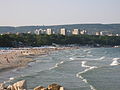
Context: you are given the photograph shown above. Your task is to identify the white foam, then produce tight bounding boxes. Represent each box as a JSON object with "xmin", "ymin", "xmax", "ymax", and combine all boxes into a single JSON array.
[
  {"xmin": 110, "ymin": 58, "xmax": 120, "ymax": 66},
  {"xmin": 69, "ymin": 57, "xmax": 74, "ymax": 60},
  {"xmin": 78, "ymin": 66, "xmax": 97, "ymax": 75},
  {"xmin": 81, "ymin": 61, "xmax": 90, "ymax": 68},
  {"xmin": 113, "ymin": 58, "xmax": 120, "ymax": 61},
  {"xmin": 76, "ymin": 61, "xmax": 97, "ymax": 90},
  {"xmin": 99, "ymin": 56, "xmax": 105, "ymax": 60},
  {"xmin": 110, "ymin": 60, "xmax": 119, "ymax": 66},
  {"xmin": 90, "ymin": 85, "xmax": 96, "ymax": 90},
  {"xmin": 76, "ymin": 74, "xmax": 97, "ymax": 90},
  {"xmin": 87, "ymin": 51, "xmax": 91, "ymax": 54},
  {"xmin": 3, "ymin": 77, "xmax": 15, "ymax": 84},
  {"xmin": 55, "ymin": 63, "xmax": 59, "ymax": 67},
  {"xmin": 9, "ymin": 77, "xmax": 15, "ymax": 81},
  {"xmin": 76, "ymin": 61, "xmax": 97, "ymax": 77},
  {"xmin": 60, "ymin": 61, "xmax": 64, "ymax": 64},
  {"xmin": 84, "ymin": 49, "xmax": 91, "ymax": 52},
  {"xmin": 3, "ymin": 81, "xmax": 7, "ymax": 84},
  {"xmin": 49, "ymin": 61, "xmax": 65, "ymax": 70},
  {"xmin": 82, "ymin": 79, "xmax": 88, "ymax": 83},
  {"xmin": 80, "ymin": 56, "xmax": 105, "ymax": 61}
]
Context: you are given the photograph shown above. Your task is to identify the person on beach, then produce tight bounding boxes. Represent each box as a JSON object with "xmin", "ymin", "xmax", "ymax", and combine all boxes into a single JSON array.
[
  {"xmin": 6, "ymin": 58, "xmax": 10, "ymax": 63},
  {"xmin": 4, "ymin": 56, "xmax": 10, "ymax": 63}
]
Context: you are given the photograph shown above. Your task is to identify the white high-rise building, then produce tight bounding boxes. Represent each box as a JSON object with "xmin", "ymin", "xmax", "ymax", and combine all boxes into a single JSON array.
[
  {"xmin": 72, "ymin": 29, "xmax": 80, "ymax": 35},
  {"xmin": 27, "ymin": 31, "xmax": 31, "ymax": 34},
  {"xmin": 100, "ymin": 32, "xmax": 103, "ymax": 36},
  {"xmin": 116, "ymin": 34, "xmax": 120, "ymax": 36},
  {"xmin": 34, "ymin": 29, "xmax": 41, "ymax": 35},
  {"xmin": 80, "ymin": 30, "xmax": 87, "ymax": 34},
  {"xmin": 46, "ymin": 28, "xmax": 53, "ymax": 35},
  {"xmin": 60, "ymin": 28, "xmax": 67, "ymax": 35},
  {"xmin": 95, "ymin": 32, "xmax": 100, "ymax": 35}
]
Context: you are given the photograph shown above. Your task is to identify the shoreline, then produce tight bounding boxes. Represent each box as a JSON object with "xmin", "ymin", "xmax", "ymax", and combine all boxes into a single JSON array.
[{"xmin": 0, "ymin": 46, "xmax": 79, "ymax": 71}]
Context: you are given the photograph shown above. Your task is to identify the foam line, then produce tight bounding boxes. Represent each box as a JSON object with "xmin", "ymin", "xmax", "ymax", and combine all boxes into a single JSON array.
[
  {"xmin": 76, "ymin": 61, "xmax": 97, "ymax": 90},
  {"xmin": 49, "ymin": 61, "xmax": 65, "ymax": 70},
  {"xmin": 110, "ymin": 58, "xmax": 120, "ymax": 66}
]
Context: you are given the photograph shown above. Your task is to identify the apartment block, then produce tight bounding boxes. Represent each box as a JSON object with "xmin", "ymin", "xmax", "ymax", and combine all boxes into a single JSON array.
[
  {"xmin": 72, "ymin": 29, "xmax": 80, "ymax": 35},
  {"xmin": 60, "ymin": 28, "xmax": 67, "ymax": 35},
  {"xmin": 80, "ymin": 30, "xmax": 87, "ymax": 34},
  {"xmin": 46, "ymin": 28, "xmax": 53, "ymax": 35},
  {"xmin": 34, "ymin": 29, "xmax": 41, "ymax": 35}
]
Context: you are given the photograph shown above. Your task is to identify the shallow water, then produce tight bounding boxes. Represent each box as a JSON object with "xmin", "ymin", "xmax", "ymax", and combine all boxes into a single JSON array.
[{"xmin": 0, "ymin": 47, "xmax": 120, "ymax": 90}]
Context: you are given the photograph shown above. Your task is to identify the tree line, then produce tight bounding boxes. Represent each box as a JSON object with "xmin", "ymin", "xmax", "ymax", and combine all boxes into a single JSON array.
[{"xmin": 0, "ymin": 33, "xmax": 120, "ymax": 47}]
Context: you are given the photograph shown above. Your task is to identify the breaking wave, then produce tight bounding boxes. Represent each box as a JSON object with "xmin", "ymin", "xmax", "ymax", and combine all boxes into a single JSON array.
[
  {"xmin": 76, "ymin": 61, "xmax": 97, "ymax": 90},
  {"xmin": 49, "ymin": 61, "xmax": 65, "ymax": 70},
  {"xmin": 110, "ymin": 58, "xmax": 120, "ymax": 66}
]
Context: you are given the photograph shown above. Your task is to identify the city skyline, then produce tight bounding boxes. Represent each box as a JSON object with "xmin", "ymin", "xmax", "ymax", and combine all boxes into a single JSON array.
[{"xmin": 0, "ymin": 0, "xmax": 120, "ymax": 26}]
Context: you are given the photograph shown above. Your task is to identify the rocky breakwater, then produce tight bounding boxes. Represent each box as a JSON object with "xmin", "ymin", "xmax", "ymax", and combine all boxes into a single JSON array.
[
  {"xmin": 0, "ymin": 80, "xmax": 64, "ymax": 90},
  {"xmin": 0, "ymin": 80, "xmax": 27, "ymax": 90},
  {"xmin": 34, "ymin": 83, "xmax": 64, "ymax": 90}
]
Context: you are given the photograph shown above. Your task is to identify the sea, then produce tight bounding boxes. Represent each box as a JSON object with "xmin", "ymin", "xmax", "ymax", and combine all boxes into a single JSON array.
[{"xmin": 0, "ymin": 47, "xmax": 120, "ymax": 90}]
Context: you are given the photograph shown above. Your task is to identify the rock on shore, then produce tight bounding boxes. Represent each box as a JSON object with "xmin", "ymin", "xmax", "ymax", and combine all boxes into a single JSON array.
[
  {"xmin": 0, "ymin": 80, "xmax": 64, "ymax": 90},
  {"xmin": 0, "ymin": 80, "xmax": 27, "ymax": 90},
  {"xmin": 34, "ymin": 83, "xmax": 64, "ymax": 90}
]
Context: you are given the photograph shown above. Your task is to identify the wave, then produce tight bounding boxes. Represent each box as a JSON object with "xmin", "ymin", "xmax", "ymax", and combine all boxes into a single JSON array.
[
  {"xmin": 81, "ymin": 61, "xmax": 90, "ymax": 68},
  {"xmin": 110, "ymin": 58, "xmax": 120, "ymax": 66},
  {"xmin": 69, "ymin": 57, "xmax": 74, "ymax": 60},
  {"xmin": 76, "ymin": 61, "xmax": 97, "ymax": 90},
  {"xmin": 50, "ymin": 56, "xmax": 84, "ymax": 70},
  {"xmin": 69, "ymin": 56, "xmax": 86, "ymax": 61},
  {"xmin": 83, "ymin": 49, "xmax": 91, "ymax": 52},
  {"xmin": 3, "ymin": 76, "xmax": 18, "ymax": 84},
  {"xmin": 77, "ymin": 62, "xmax": 97, "ymax": 75},
  {"xmin": 90, "ymin": 85, "xmax": 96, "ymax": 90},
  {"xmin": 99, "ymin": 56, "xmax": 105, "ymax": 60},
  {"xmin": 60, "ymin": 61, "xmax": 64, "ymax": 64},
  {"xmin": 49, "ymin": 61, "xmax": 65, "ymax": 70},
  {"xmin": 70, "ymin": 56, "xmax": 105, "ymax": 62},
  {"xmin": 87, "ymin": 51, "xmax": 91, "ymax": 54},
  {"xmin": 113, "ymin": 58, "xmax": 120, "ymax": 61},
  {"xmin": 9, "ymin": 77, "xmax": 15, "ymax": 81},
  {"xmin": 85, "ymin": 56, "xmax": 105, "ymax": 61}
]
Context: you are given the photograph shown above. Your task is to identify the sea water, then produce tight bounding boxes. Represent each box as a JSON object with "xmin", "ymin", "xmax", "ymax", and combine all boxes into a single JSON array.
[{"xmin": 0, "ymin": 47, "xmax": 120, "ymax": 90}]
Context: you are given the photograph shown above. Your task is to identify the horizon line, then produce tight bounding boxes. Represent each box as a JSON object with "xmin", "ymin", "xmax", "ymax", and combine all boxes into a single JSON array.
[{"xmin": 0, "ymin": 23, "xmax": 120, "ymax": 27}]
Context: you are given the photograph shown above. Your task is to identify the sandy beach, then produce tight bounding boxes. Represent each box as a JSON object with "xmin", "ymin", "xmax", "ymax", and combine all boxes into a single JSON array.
[{"xmin": 0, "ymin": 46, "xmax": 79, "ymax": 70}]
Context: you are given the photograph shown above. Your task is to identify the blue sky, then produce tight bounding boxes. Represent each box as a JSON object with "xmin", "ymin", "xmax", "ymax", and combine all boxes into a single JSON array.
[{"xmin": 0, "ymin": 0, "xmax": 120, "ymax": 26}]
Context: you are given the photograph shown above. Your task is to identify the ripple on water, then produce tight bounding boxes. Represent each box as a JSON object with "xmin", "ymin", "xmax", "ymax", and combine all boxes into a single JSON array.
[{"xmin": 1, "ymin": 48, "xmax": 120, "ymax": 90}]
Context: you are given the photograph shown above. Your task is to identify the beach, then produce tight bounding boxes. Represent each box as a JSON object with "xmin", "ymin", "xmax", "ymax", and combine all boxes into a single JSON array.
[{"xmin": 0, "ymin": 46, "xmax": 79, "ymax": 71}]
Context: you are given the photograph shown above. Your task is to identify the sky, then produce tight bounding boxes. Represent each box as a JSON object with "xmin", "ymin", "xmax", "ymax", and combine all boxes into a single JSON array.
[{"xmin": 0, "ymin": 0, "xmax": 120, "ymax": 26}]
